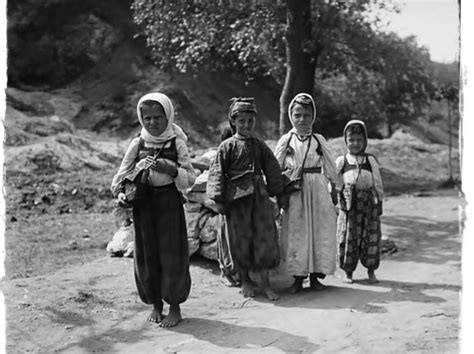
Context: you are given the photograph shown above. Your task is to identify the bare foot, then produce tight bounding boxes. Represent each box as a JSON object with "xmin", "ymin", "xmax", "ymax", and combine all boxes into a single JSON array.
[
  {"xmin": 367, "ymin": 270, "xmax": 379, "ymax": 284},
  {"xmin": 240, "ymin": 280, "xmax": 255, "ymax": 298},
  {"xmin": 148, "ymin": 304, "xmax": 163, "ymax": 323},
  {"xmin": 343, "ymin": 272, "xmax": 354, "ymax": 284},
  {"xmin": 160, "ymin": 305, "xmax": 182, "ymax": 328},
  {"xmin": 288, "ymin": 277, "xmax": 304, "ymax": 294},
  {"xmin": 309, "ymin": 276, "xmax": 327, "ymax": 291},
  {"xmin": 263, "ymin": 287, "xmax": 280, "ymax": 301}
]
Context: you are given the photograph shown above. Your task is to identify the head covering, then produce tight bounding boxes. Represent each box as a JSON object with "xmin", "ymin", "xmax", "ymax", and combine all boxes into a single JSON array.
[
  {"xmin": 136, "ymin": 92, "xmax": 187, "ymax": 144},
  {"xmin": 228, "ymin": 97, "xmax": 257, "ymax": 118},
  {"xmin": 288, "ymin": 93, "xmax": 317, "ymax": 136},
  {"xmin": 343, "ymin": 119, "xmax": 368, "ymax": 153}
]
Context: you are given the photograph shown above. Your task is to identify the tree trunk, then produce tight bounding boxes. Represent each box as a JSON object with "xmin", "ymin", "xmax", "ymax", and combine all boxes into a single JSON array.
[{"xmin": 279, "ymin": 0, "xmax": 316, "ymax": 135}]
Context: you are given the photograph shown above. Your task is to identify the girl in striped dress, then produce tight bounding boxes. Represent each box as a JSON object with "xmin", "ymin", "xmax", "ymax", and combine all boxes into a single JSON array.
[{"xmin": 336, "ymin": 120, "xmax": 384, "ymax": 284}]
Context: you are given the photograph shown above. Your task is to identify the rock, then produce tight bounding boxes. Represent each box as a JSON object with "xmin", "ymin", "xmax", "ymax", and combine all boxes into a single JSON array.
[
  {"xmin": 106, "ymin": 225, "xmax": 134, "ymax": 257},
  {"xmin": 198, "ymin": 213, "xmax": 220, "ymax": 243},
  {"xmin": 198, "ymin": 239, "xmax": 218, "ymax": 261},
  {"xmin": 188, "ymin": 237, "xmax": 200, "ymax": 256},
  {"xmin": 185, "ymin": 210, "xmax": 201, "ymax": 239}
]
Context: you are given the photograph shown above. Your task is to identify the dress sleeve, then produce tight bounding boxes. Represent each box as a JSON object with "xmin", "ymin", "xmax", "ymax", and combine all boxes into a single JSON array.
[
  {"xmin": 368, "ymin": 155, "xmax": 384, "ymax": 201},
  {"xmin": 315, "ymin": 134, "xmax": 341, "ymax": 188},
  {"xmin": 273, "ymin": 133, "xmax": 291, "ymax": 168},
  {"xmin": 259, "ymin": 139, "xmax": 284, "ymax": 196},
  {"xmin": 174, "ymin": 139, "xmax": 197, "ymax": 190},
  {"xmin": 110, "ymin": 137, "xmax": 141, "ymax": 197},
  {"xmin": 206, "ymin": 143, "xmax": 227, "ymax": 203}
]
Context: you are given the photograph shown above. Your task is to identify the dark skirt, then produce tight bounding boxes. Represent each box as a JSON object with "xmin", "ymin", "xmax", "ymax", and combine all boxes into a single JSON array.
[
  {"xmin": 225, "ymin": 177, "xmax": 280, "ymax": 272},
  {"xmin": 132, "ymin": 184, "xmax": 191, "ymax": 305},
  {"xmin": 337, "ymin": 188, "xmax": 381, "ymax": 273}
]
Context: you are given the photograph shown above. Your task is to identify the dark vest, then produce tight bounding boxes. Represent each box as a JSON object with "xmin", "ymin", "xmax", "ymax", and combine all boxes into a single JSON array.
[
  {"xmin": 341, "ymin": 155, "xmax": 372, "ymax": 174},
  {"xmin": 137, "ymin": 137, "xmax": 179, "ymax": 165}
]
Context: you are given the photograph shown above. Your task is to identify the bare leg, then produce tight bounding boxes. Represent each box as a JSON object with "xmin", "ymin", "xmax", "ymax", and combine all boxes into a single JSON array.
[
  {"xmin": 240, "ymin": 271, "xmax": 255, "ymax": 298},
  {"xmin": 309, "ymin": 273, "xmax": 327, "ymax": 291},
  {"xmin": 288, "ymin": 276, "xmax": 305, "ymax": 294},
  {"xmin": 260, "ymin": 270, "xmax": 279, "ymax": 301},
  {"xmin": 367, "ymin": 269, "xmax": 378, "ymax": 284},
  {"xmin": 343, "ymin": 271, "xmax": 354, "ymax": 284},
  {"xmin": 148, "ymin": 302, "xmax": 164, "ymax": 323},
  {"xmin": 160, "ymin": 304, "xmax": 182, "ymax": 328}
]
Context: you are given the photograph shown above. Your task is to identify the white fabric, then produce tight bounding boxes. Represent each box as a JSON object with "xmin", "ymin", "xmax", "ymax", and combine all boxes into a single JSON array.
[
  {"xmin": 287, "ymin": 93, "xmax": 316, "ymax": 137},
  {"xmin": 275, "ymin": 134, "xmax": 337, "ymax": 276},
  {"xmin": 110, "ymin": 136, "xmax": 196, "ymax": 196},
  {"xmin": 136, "ymin": 92, "xmax": 188, "ymax": 144}
]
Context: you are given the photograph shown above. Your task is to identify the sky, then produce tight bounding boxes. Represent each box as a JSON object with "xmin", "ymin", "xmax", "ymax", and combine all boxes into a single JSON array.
[{"xmin": 380, "ymin": 0, "xmax": 459, "ymax": 63}]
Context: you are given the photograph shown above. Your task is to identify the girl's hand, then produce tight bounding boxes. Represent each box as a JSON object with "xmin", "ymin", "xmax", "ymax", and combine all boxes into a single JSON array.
[
  {"xmin": 152, "ymin": 159, "xmax": 178, "ymax": 177},
  {"xmin": 136, "ymin": 156, "xmax": 155, "ymax": 170},
  {"xmin": 118, "ymin": 192, "xmax": 127, "ymax": 203}
]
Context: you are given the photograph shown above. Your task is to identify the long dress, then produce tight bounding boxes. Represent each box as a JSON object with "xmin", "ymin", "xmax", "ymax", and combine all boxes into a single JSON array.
[
  {"xmin": 207, "ymin": 135, "xmax": 284, "ymax": 272},
  {"xmin": 275, "ymin": 132, "xmax": 339, "ymax": 277},
  {"xmin": 111, "ymin": 137, "xmax": 196, "ymax": 305}
]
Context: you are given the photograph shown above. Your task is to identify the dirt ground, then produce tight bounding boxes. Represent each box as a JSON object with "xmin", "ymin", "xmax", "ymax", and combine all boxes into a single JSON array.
[{"xmin": 3, "ymin": 191, "xmax": 462, "ymax": 353}]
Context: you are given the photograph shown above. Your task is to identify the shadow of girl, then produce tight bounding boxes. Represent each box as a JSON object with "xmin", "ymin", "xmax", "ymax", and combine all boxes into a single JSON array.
[{"xmin": 167, "ymin": 317, "xmax": 320, "ymax": 352}]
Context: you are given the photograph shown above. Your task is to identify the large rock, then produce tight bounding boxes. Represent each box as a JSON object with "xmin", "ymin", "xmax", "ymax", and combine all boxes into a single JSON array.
[
  {"xmin": 198, "ymin": 239, "xmax": 218, "ymax": 261},
  {"xmin": 106, "ymin": 225, "xmax": 134, "ymax": 257}
]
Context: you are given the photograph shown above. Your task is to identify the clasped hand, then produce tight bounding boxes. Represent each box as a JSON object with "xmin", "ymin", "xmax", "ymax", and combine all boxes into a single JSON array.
[{"xmin": 138, "ymin": 156, "xmax": 178, "ymax": 177}]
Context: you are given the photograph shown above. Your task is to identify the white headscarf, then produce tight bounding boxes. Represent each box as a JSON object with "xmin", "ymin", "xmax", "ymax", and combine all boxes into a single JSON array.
[
  {"xmin": 343, "ymin": 119, "xmax": 368, "ymax": 153},
  {"xmin": 136, "ymin": 92, "xmax": 188, "ymax": 144},
  {"xmin": 288, "ymin": 92, "xmax": 317, "ymax": 137}
]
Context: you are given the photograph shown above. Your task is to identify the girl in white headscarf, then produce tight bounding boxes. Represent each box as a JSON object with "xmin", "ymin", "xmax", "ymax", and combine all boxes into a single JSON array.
[
  {"xmin": 274, "ymin": 93, "xmax": 340, "ymax": 293},
  {"xmin": 111, "ymin": 92, "xmax": 196, "ymax": 327},
  {"xmin": 336, "ymin": 120, "xmax": 384, "ymax": 284}
]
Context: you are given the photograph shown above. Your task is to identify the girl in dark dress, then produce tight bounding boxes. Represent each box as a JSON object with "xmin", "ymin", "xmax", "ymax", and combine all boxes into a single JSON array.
[
  {"xmin": 111, "ymin": 92, "xmax": 196, "ymax": 327},
  {"xmin": 207, "ymin": 97, "xmax": 285, "ymax": 300}
]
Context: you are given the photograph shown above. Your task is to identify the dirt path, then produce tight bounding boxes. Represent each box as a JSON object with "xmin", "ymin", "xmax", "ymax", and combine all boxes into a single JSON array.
[{"xmin": 4, "ymin": 193, "xmax": 462, "ymax": 353}]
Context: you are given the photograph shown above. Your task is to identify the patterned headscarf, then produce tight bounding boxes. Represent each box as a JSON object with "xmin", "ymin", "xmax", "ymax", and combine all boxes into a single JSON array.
[
  {"xmin": 288, "ymin": 93, "xmax": 317, "ymax": 137},
  {"xmin": 343, "ymin": 119, "xmax": 368, "ymax": 153},
  {"xmin": 136, "ymin": 92, "xmax": 187, "ymax": 144}
]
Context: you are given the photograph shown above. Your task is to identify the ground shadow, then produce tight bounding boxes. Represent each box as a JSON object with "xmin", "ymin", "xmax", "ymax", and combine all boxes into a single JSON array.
[
  {"xmin": 381, "ymin": 215, "xmax": 461, "ymax": 265},
  {"xmin": 168, "ymin": 317, "xmax": 320, "ymax": 352},
  {"xmin": 251, "ymin": 277, "xmax": 458, "ymax": 314}
]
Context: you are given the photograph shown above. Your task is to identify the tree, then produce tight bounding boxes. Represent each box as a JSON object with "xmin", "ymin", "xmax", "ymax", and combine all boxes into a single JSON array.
[{"xmin": 132, "ymin": 0, "xmax": 435, "ymax": 137}]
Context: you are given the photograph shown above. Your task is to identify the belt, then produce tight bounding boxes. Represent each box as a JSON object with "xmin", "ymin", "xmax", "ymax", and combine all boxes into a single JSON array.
[{"xmin": 302, "ymin": 167, "xmax": 322, "ymax": 174}]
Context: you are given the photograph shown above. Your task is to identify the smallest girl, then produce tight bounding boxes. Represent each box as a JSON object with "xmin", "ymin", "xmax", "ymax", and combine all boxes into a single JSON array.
[
  {"xmin": 207, "ymin": 97, "xmax": 285, "ymax": 300},
  {"xmin": 336, "ymin": 120, "xmax": 384, "ymax": 284}
]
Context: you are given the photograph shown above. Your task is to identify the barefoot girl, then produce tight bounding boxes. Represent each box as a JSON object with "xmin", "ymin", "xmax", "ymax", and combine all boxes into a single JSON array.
[
  {"xmin": 275, "ymin": 93, "xmax": 339, "ymax": 293},
  {"xmin": 111, "ymin": 92, "xmax": 196, "ymax": 327},
  {"xmin": 207, "ymin": 97, "xmax": 285, "ymax": 300},
  {"xmin": 336, "ymin": 120, "xmax": 384, "ymax": 284}
]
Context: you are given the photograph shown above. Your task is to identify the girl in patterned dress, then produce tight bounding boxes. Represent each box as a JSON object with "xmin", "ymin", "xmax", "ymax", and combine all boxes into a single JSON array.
[
  {"xmin": 275, "ymin": 93, "xmax": 340, "ymax": 293},
  {"xmin": 111, "ymin": 92, "xmax": 196, "ymax": 327},
  {"xmin": 336, "ymin": 120, "xmax": 384, "ymax": 284},
  {"xmin": 207, "ymin": 97, "xmax": 285, "ymax": 300}
]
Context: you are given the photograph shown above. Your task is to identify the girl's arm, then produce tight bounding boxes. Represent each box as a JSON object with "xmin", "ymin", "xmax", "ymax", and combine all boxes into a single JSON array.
[
  {"xmin": 260, "ymin": 139, "xmax": 284, "ymax": 197},
  {"xmin": 110, "ymin": 137, "xmax": 141, "ymax": 197},
  {"xmin": 315, "ymin": 134, "xmax": 341, "ymax": 189},
  {"xmin": 206, "ymin": 143, "xmax": 228, "ymax": 203},
  {"xmin": 274, "ymin": 133, "xmax": 291, "ymax": 168},
  {"xmin": 368, "ymin": 155, "xmax": 384, "ymax": 201},
  {"xmin": 174, "ymin": 139, "xmax": 197, "ymax": 190}
]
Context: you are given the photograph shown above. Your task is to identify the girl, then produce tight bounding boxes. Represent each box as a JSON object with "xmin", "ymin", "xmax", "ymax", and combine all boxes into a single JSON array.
[
  {"xmin": 207, "ymin": 97, "xmax": 285, "ymax": 300},
  {"xmin": 275, "ymin": 93, "xmax": 339, "ymax": 293},
  {"xmin": 336, "ymin": 120, "xmax": 383, "ymax": 284},
  {"xmin": 111, "ymin": 92, "xmax": 196, "ymax": 327}
]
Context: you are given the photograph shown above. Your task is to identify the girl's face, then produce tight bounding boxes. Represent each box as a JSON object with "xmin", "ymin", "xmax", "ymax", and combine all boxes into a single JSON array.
[
  {"xmin": 231, "ymin": 112, "xmax": 256, "ymax": 137},
  {"xmin": 346, "ymin": 132, "xmax": 365, "ymax": 155},
  {"xmin": 141, "ymin": 104, "xmax": 168, "ymax": 136},
  {"xmin": 291, "ymin": 104, "xmax": 313, "ymax": 134}
]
